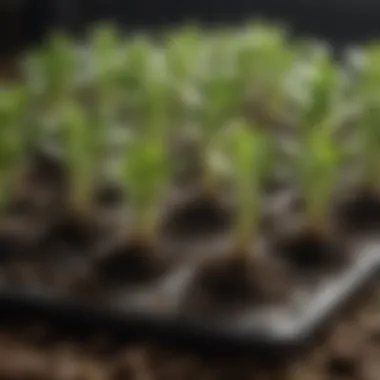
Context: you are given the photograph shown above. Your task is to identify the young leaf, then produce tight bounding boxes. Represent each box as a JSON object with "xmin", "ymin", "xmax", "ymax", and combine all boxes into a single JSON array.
[
  {"xmin": 0, "ymin": 86, "xmax": 27, "ymax": 209},
  {"xmin": 121, "ymin": 37, "xmax": 156, "ymax": 126},
  {"xmin": 236, "ymin": 24, "xmax": 294, "ymax": 112},
  {"xmin": 353, "ymin": 44, "xmax": 380, "ymax": 190},
  {"xmin": 61, "ymin": 101, "xmax": 95, "ymax": 213},
  {"xmin": 121, "ymin": 134, "xmax": 170, "ymax": 244},
  {"xmin": 296, "ymin": 123, "xmax": 343, "ymax": 232},
  {"xmin": 165, "ymin": 24, "xmax": 204, "ymax": 83},
  {"xmin": 89, "ymin": 25, "xmax": 125, "ymax": 117},
  {"xmin": 140, "ymin": 50, "xmax": 172, "ymax": 139},
  {"xmin": 297, "ymin": 47, "xmax": 341, "ymax": 133},
  {"xmin": 27, "ymin": 32, "xmax": 77, "ymax": 103},
  {"xmin": 222, "ymin": 120, "xmax": 271, "ymax": 255},
  {"xmin": 199, "ymin": 58, "xmax": 243, "ymax": 147}
]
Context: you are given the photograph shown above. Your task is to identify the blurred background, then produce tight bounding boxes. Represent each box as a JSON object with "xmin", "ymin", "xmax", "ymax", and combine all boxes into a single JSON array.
[{"xmin": 3, "ymin": 0, "xmax": 380, "ymax": 58}]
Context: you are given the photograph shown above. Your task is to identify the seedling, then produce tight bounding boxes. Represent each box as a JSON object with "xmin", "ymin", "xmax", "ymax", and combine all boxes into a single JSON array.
[
  {"xmin": 353, "ymin": 44, "xmax": 380, "ymax": 193},
  {"xmin": 222, "ymin": 120, "xmax": 272, "ymax": 258},
  {"xmin": 164, "ymin": 24, "xmax": 204, "ymax": 84},
  {"xmin": 295, "ymin": 47, "xmax": 343, "ymax": 135},
  {"xmin": 187, "ymin": 120, "xmax": 288, "ymax": 309},
  {"xmin": 22, "ymin": 33, "xmax": 79, "ymax": 153},
  {"xmin": 197, "ymin": 56, "xmax": 244, "ymax": 194},
  {"xmin": 61, "ymin": 101, "xmax": 96, "ymax": 216},
  {"xmin": 0, "ymin": 86, "xmax": 28, "ymax": 210},
  {"xmin": 163, "ymin": 25, "xmax": 206, "ymax": 128},
  {"xmin": 236, "ymin": 23, "xmax": 289, "ymax": 76},
  {"xmin": 295, "ymin": 123, "xmax": 344, "ymax": 235},
  {"xmin": 119, "ymin": 36, "xmax": 170, "ymax": 134},
  {"xmin": 89, "ymin": 25, "xmax": 124, "ymax": 118},
  {"xmin": 195, "ymin": 26, "xmax": 292, "ymax": 192},
  {"xmin": 288, "ymin": 49, "xmax": 348, "ymax": 231},
  {"xmin": 139, "ymin": 50, "xmax": 173, "ymax": 139},
  {"xmin": 235, "ymin": 23, "xmax": 295, "ymax": 122},
  {"xmin": 121, "ymin": 134, "xmax": 170, "ymax": 247},
  {"xmin": 24, "ymin": 32, "xmax": 77, "ymax": 109}
]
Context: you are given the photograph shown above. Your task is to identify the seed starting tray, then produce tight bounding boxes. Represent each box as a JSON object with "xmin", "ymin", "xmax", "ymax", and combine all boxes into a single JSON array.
[{"xmin": 0, "ymin": 239, "xmax": 378, "ymax": 357}]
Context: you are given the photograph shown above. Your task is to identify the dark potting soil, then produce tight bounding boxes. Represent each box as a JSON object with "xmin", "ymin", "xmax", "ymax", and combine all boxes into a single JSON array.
[
  {"xmin": 276, "ymin": 225, "xmax": 349, "ymax": 273},
  {"xmin": 163, "ymin": 191, "xmax": 232, "ymax": 238},
  {"xmin": 95, "ymin": 182, "xmax": 125, "ymax": 207},
  {"xmin": 94, "ymin": 239, "xmax": 170, "ymax": 286},
  {"xmin": 44, "ymin": 211, "xmax": 101, "ymax": 251},
  {"xmin": 183, "ymin": 248, "xmax": 291, "ymax": 314},
  {"xmin": 338, "ymin": 187, "xmax": 380, "ymax": 233}
]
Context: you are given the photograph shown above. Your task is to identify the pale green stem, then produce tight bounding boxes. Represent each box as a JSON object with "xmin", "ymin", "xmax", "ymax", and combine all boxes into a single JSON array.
[
  {"xmin": 234, "ymin": 178, "xmax": 260, "ymax": 258},
  {"xmin": 303, "ymin": 175, "xmax": 332, "ymax": 235},
  {"xmin": 133, "ymin": 202, "xmax": 161, "ymax": 246}
]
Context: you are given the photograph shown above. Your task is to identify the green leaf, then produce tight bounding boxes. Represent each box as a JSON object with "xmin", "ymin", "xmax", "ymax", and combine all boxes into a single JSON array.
[
  {"xmin": 61, "ymin": 101, "xmax": 96, "ymax": 210},
  {"xmin": 300, "ymin": 48, "xmax": 341, "ymax": 130},
  {"xmin": 0, "ymin": 86, "xmax": 27, "ymax": 208},
  {"xmin": 30, "ymin": 32, "xmax": 77, "ymax": 101},
  {"xmin": 220, "ymin": 119, "xmax": 271, "ymax": 249},
  {"xmin": 122, "ymin": 134, "xmax": 170, "ymax": 239},
  {"xmin": 296, "ymin": 123, "xmax": 343, "ymax": 226},
  {"xmin": 165, "ymin": 24, "xmax": 203, "ymax": 82}
]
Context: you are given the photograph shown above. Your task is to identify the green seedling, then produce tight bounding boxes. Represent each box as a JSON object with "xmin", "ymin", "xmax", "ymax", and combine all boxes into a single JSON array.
[
  {"xmin": 235, "ymin": 23, "xmax": 295, "ymax": 119},
  {"xmin": 24, "ymin": 32, "xmax": 77, "ymax": 109},
  {"xmin": 197, "ymin": 54, "xmax": 245, "ymax": 193},
  {"xmin": 358, "ymin": 103, "xmax": 380, "ymax": 193},
  {"xmin": 126, "ymin": 35, "xmax": 152, "ymax": 79},
  {"xmin": 139, "ymin": 50, "xmax": 173, "ymax": 139},
  {"xmin": 120, "ymin": 36, "xmax": 162, "ymax": 128},
  {"xmin": 164, "ymin": 24, "xmax": 204, "ymax": 84},
  {"xmin": 121, "ymin": 134, "xmax": 170, "ymax": 246},
  {"xmin": 221, "ymin": 120, "xmax": 272, "ymax": 258},
  {"xmin": 86, "ymin": 25, "xmax": 129, "ymax": 173},
  {"xmin": 352, "ymin": 44, "xmax": 380, "ymax": 192},
  {"xmin": 89, "ymin": 24, "xmax": 124, "ymax": 117},
  {"xmin": 295, "ymin": 47, "xmax": 342, "ymax": 134},
  {"xmin": 0, "ymin": 86, "xmax": 28, "ymax": 210},
  {"xmin": 285, "ymin": 47, "xmax": 351, "ymax": 234},
  {"xmin": 23, "ymin": 32, "xmax": 78, "ymax": 150},
  {"xmin": 236, "ymin": 22, "xmax": 288, "ymax": 75},
  {"xmin": 61, "ymin": 101, "xmax": 97, "ymax": 216},
  {"xmin": 295, "ymin": 123, "xmax": 343, "ymax": 234},
  {"xmin": 163, "ymin": 25, "xmax": 206, "ymax": 127}
]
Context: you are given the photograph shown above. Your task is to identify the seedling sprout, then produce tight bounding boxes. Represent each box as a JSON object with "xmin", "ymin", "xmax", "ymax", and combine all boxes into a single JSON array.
[
  {"xmin": 353, "ymin": 44, "xmax": 380, "ymax": 193},
  {"xmin": 0, "ymin": 86, "xmax": 27, "ymax": 210},
  {"xmin": 295, "ymin": 123, "xmax": 343, "ymax": 235},
  {"xmin": 223, "ymin": 120, "xmax": 271, "ymax": 258},
  {"xmin": 121, "ymin": 134, "xmax": 170, "ymax": 247},
  {"xmin": 61, "ymin": 101, "xmax": 96, "ymax": 216},
  {"xmin": 197, "ymin": 54, "xmax": 243, "ymax": 194},
  {"xmin": 296, "ymin": 47, "xmax": 342, "ymax": 134},
  {"xmin": 89, "ymin": 25, "xmax": 124, "ymax": 117},
  {"xmin": 24, "ymin": 33, "xmax": 77, "ymax": 110}
]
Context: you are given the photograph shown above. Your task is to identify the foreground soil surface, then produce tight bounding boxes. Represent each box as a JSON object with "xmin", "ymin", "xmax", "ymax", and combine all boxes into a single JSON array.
[{"xmin": 0, "ymin": 281, "xmax": 379, "ymax": 380}]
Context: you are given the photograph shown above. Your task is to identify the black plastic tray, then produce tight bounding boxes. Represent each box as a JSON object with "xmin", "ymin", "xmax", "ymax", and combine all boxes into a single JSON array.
[{"xmin": 0, "ymin": 240, "xmax": 378, "ymax": 358}]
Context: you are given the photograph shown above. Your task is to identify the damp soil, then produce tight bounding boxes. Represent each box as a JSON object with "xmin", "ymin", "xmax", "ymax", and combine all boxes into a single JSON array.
[
  {"xmin": 182, "ymin": 242, "xmax": 292, "ymax": 315},
  {"xmin": 276, "ymin": 220, "xmax": 350, "ymax": 273},
  {"xmin": 338, "ymin": 186, "xmax": 380, "ymax": 234}
]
